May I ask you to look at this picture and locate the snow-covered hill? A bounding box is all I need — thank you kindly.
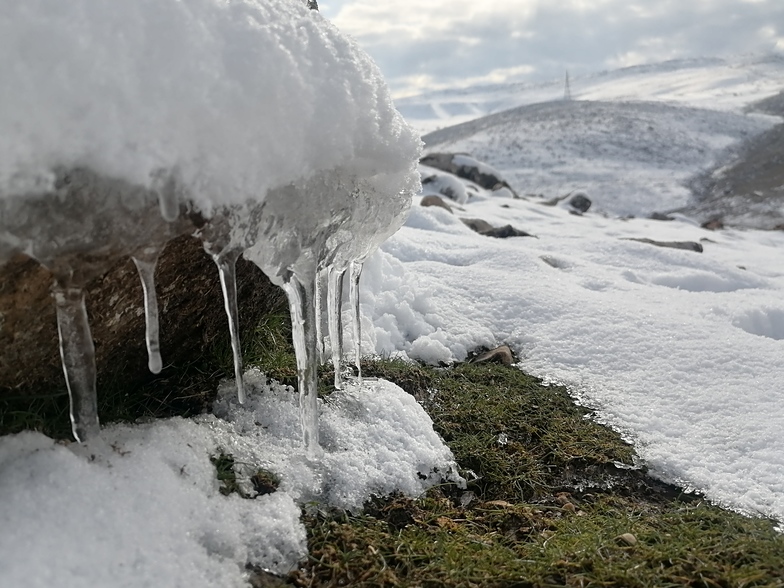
[421,99,778,216]
[397,54,784,134]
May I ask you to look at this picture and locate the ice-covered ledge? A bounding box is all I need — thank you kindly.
[0,0,421,447]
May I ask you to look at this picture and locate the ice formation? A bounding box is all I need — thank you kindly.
[0,0,421,446]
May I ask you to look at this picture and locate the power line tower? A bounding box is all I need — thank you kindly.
[564,70,572,101]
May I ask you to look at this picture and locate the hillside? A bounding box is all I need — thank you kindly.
[421,99,777,217]
[680,89,784,228]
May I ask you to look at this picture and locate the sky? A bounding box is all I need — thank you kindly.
[320,0,784,98]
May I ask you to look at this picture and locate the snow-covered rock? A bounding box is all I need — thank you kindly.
[0,0,420,446]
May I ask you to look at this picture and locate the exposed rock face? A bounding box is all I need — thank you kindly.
[461,218,495,234]
[482,225,533,238]
[540,191,592,214]
[681,92,784,230]
[0,235,285,404]
[420,153,518,196]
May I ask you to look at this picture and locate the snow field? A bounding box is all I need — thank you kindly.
[358,185,784,523]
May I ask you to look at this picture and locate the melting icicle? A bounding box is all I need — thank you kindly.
[214,249,246,404]
[328,266,346,390]
[53,283,100,442]
[284,273,322,459]
[132,252,163,374]
[349,260,363,385]
[314,268,326,364]
[153,172,180,222]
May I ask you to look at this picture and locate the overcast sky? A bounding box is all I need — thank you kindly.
[319,0,784,98]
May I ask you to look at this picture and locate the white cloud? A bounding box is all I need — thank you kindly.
[321,0,784,97]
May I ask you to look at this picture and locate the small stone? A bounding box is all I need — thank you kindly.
[623,237,704,253]
[568,192,592,213]
[616,533,638,546]
[420,194,454,213]
[469,344,515,366]
[481,224,533,238]
[460,491,476,507]
[702,218,724,230]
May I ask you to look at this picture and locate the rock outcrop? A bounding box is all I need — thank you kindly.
[421,153,518,197]
[0,233,285,409]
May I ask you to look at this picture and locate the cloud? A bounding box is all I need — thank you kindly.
[321,0,784,97]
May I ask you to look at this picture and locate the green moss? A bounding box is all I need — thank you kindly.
[291,358,784,588]
[295,490,784,587]
[362,359,635,501]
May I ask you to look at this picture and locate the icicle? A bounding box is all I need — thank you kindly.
[215,249,246,404]
[349,260,363,385]
[153,172,180,222]
[284,273,322,459]
[328,266,346,390]
[314,268,326,364]
[53,283,100,443]
[132,251,163,374]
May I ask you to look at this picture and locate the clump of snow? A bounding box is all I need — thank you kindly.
[0,372,461,587]
[0,424,306,587]
[210,369,462,511]
[0,0,420,213]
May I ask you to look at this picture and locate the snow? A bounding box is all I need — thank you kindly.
[0,373,460,587]
[0,0,420,212]
[356,69,784,524]
[363,199,784,524]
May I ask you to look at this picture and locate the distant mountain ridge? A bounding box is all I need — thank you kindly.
[397,53,784,134]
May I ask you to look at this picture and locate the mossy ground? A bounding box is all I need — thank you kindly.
[1,312,782,587]
[286,358,784,588]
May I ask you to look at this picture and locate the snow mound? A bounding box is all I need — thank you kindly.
[0,0,420,212]
[210,369,463,511]
[0,372,462,587]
